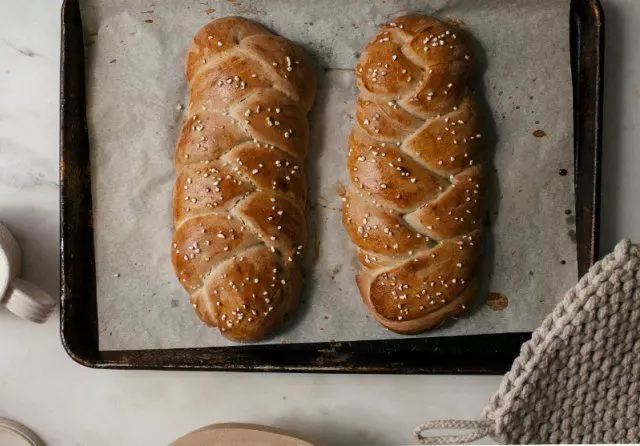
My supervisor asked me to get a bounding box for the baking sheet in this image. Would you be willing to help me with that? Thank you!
[81,0,577,350]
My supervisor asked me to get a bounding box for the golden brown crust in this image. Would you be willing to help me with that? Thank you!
[343,16,487,334]
[357,230,482,333]
[347,127,449,212]
[405,165,485,240]
[342,188,430,258]
[172,215,260,294]
[196,245,303,342]
[173,17,316,341]
[173,162,253,223]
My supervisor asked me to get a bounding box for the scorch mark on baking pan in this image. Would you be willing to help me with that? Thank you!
[533,129,547,138]
[487,293,509,311]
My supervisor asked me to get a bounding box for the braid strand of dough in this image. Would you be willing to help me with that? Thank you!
[342,15,486,334]
[172,17,316,342]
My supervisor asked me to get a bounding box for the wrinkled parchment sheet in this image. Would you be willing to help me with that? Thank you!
[81,0,577,350]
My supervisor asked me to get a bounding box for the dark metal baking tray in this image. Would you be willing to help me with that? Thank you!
[60,0,603,373]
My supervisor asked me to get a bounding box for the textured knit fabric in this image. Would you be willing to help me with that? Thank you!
[416,239,640,444]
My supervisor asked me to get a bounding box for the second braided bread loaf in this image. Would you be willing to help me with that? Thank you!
[342,15,487,334]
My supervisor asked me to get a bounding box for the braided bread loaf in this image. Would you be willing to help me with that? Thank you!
[172,17,316,342]
[342,15,486,334]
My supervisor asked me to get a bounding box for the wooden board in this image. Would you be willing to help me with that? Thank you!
[171,423,318,446]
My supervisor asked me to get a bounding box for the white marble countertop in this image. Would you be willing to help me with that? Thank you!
[0,1,638,444]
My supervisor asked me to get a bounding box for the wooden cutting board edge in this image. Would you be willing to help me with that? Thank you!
[170,422,322,446]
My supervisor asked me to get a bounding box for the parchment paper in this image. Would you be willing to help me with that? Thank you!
[81,0,577,350]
